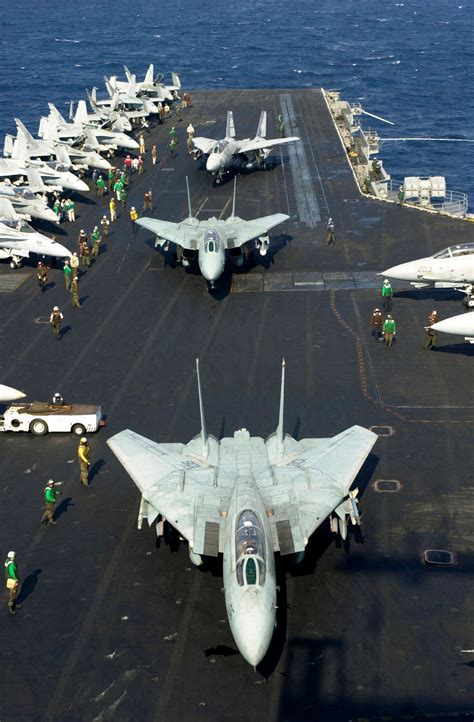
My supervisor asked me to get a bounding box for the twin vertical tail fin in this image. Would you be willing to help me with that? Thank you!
[231,176,237,218]
[171,72,181,90]
[185,176,193,219]
[226,111,236,139]
[196,359,209,460]
[276,358,286,455]
[256,110,267,139]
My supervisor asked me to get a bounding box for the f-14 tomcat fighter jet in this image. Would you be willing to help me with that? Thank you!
[382,242,474,308]
[135,178,289,288]
[192,110,300,183]
[107,360,377,667]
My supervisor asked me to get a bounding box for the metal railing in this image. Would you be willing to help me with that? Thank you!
[373,178,468,216]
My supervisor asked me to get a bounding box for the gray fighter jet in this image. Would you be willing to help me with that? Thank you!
[136,178,289,288]
[0,198,69,267]
[193,110,300,183]
[382,242,474,308]
[0,136,88,193]
[0,170,58,223]
[107,360,377,667]
[7,119,112,172]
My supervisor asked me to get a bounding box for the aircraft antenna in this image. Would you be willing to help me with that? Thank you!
[186,176,193,219]
[196,358,209,459]
[276,358,286,455]
[231,176,237,217]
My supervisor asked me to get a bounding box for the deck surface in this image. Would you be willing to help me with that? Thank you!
[1,88,473,722]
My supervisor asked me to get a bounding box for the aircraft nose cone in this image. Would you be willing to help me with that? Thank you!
[124,137,139,150]
[67,175,89,192]
[382,261,420,282]
[230,609,274,667]
[432,312,474,336]
[206,155,221,173]
[0,384,26,402]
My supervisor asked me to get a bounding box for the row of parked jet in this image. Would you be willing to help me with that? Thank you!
[0,66,180,267]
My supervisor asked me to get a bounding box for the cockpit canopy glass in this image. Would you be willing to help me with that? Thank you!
[433,243,474,259]
[204,229,220,252]
[235,510,266,586]
[212,140,226,154]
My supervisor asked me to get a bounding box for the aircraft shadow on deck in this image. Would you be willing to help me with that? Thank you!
[432,343,474,356]
[394,288,464,303]
[195,156,283,186]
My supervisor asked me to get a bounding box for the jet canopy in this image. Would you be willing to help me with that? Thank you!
[203,229,220,253]
[212,140,227,154]
[3,219,34,233]
[235,510,266,587]
[433,243,474,259]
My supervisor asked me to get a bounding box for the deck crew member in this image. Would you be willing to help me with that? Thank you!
[50,306,63,339]
[383,315,396,348]
[67,198,75,222]
[143,190,153,211]
[91,227,101,256]
[151,145,158,165]
[381,278,393,311]
[108,168,115,192]
[63,260,72,291]
[52,392,64,405]
[371,308,383,340]
[139,133,146,154]
[130,207,139,233]
[40,479,61,526]
[70,252,79,277]
[109,197,117,222]
[137,155,144,175]
[36,262,48,292]
[4,551,21,615]
[71,275,81,308]
[326,217,335,245]
[78,437,91,487]
[276,113,286,138]
[101,215,110,237]
[80,238,91,268]
[398,186,405,207]
[96,175,106,197]
[424,310,438,350]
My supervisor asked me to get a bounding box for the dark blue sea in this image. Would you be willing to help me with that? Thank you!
[1,0,473,210]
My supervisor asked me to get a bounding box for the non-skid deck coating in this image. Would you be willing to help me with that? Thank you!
[0,88,473,722]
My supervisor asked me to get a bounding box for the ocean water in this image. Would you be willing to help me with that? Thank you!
[1,0,473,210]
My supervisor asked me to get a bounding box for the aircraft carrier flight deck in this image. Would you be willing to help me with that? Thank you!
[1,88,473,722]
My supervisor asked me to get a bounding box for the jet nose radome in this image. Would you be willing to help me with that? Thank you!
[63,173,89,192]
[230,608,274,667]
[37,207,61,223]
[120,135,139,150]
[382,260,427,282]
[0,384,26,402]
[432,312,474,338]
[206,154,222,173]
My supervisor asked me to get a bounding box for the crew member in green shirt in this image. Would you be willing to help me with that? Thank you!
[96,175,106,197]
[40,479,62,525]
[383,315,396,348]
[381,278,393,312]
